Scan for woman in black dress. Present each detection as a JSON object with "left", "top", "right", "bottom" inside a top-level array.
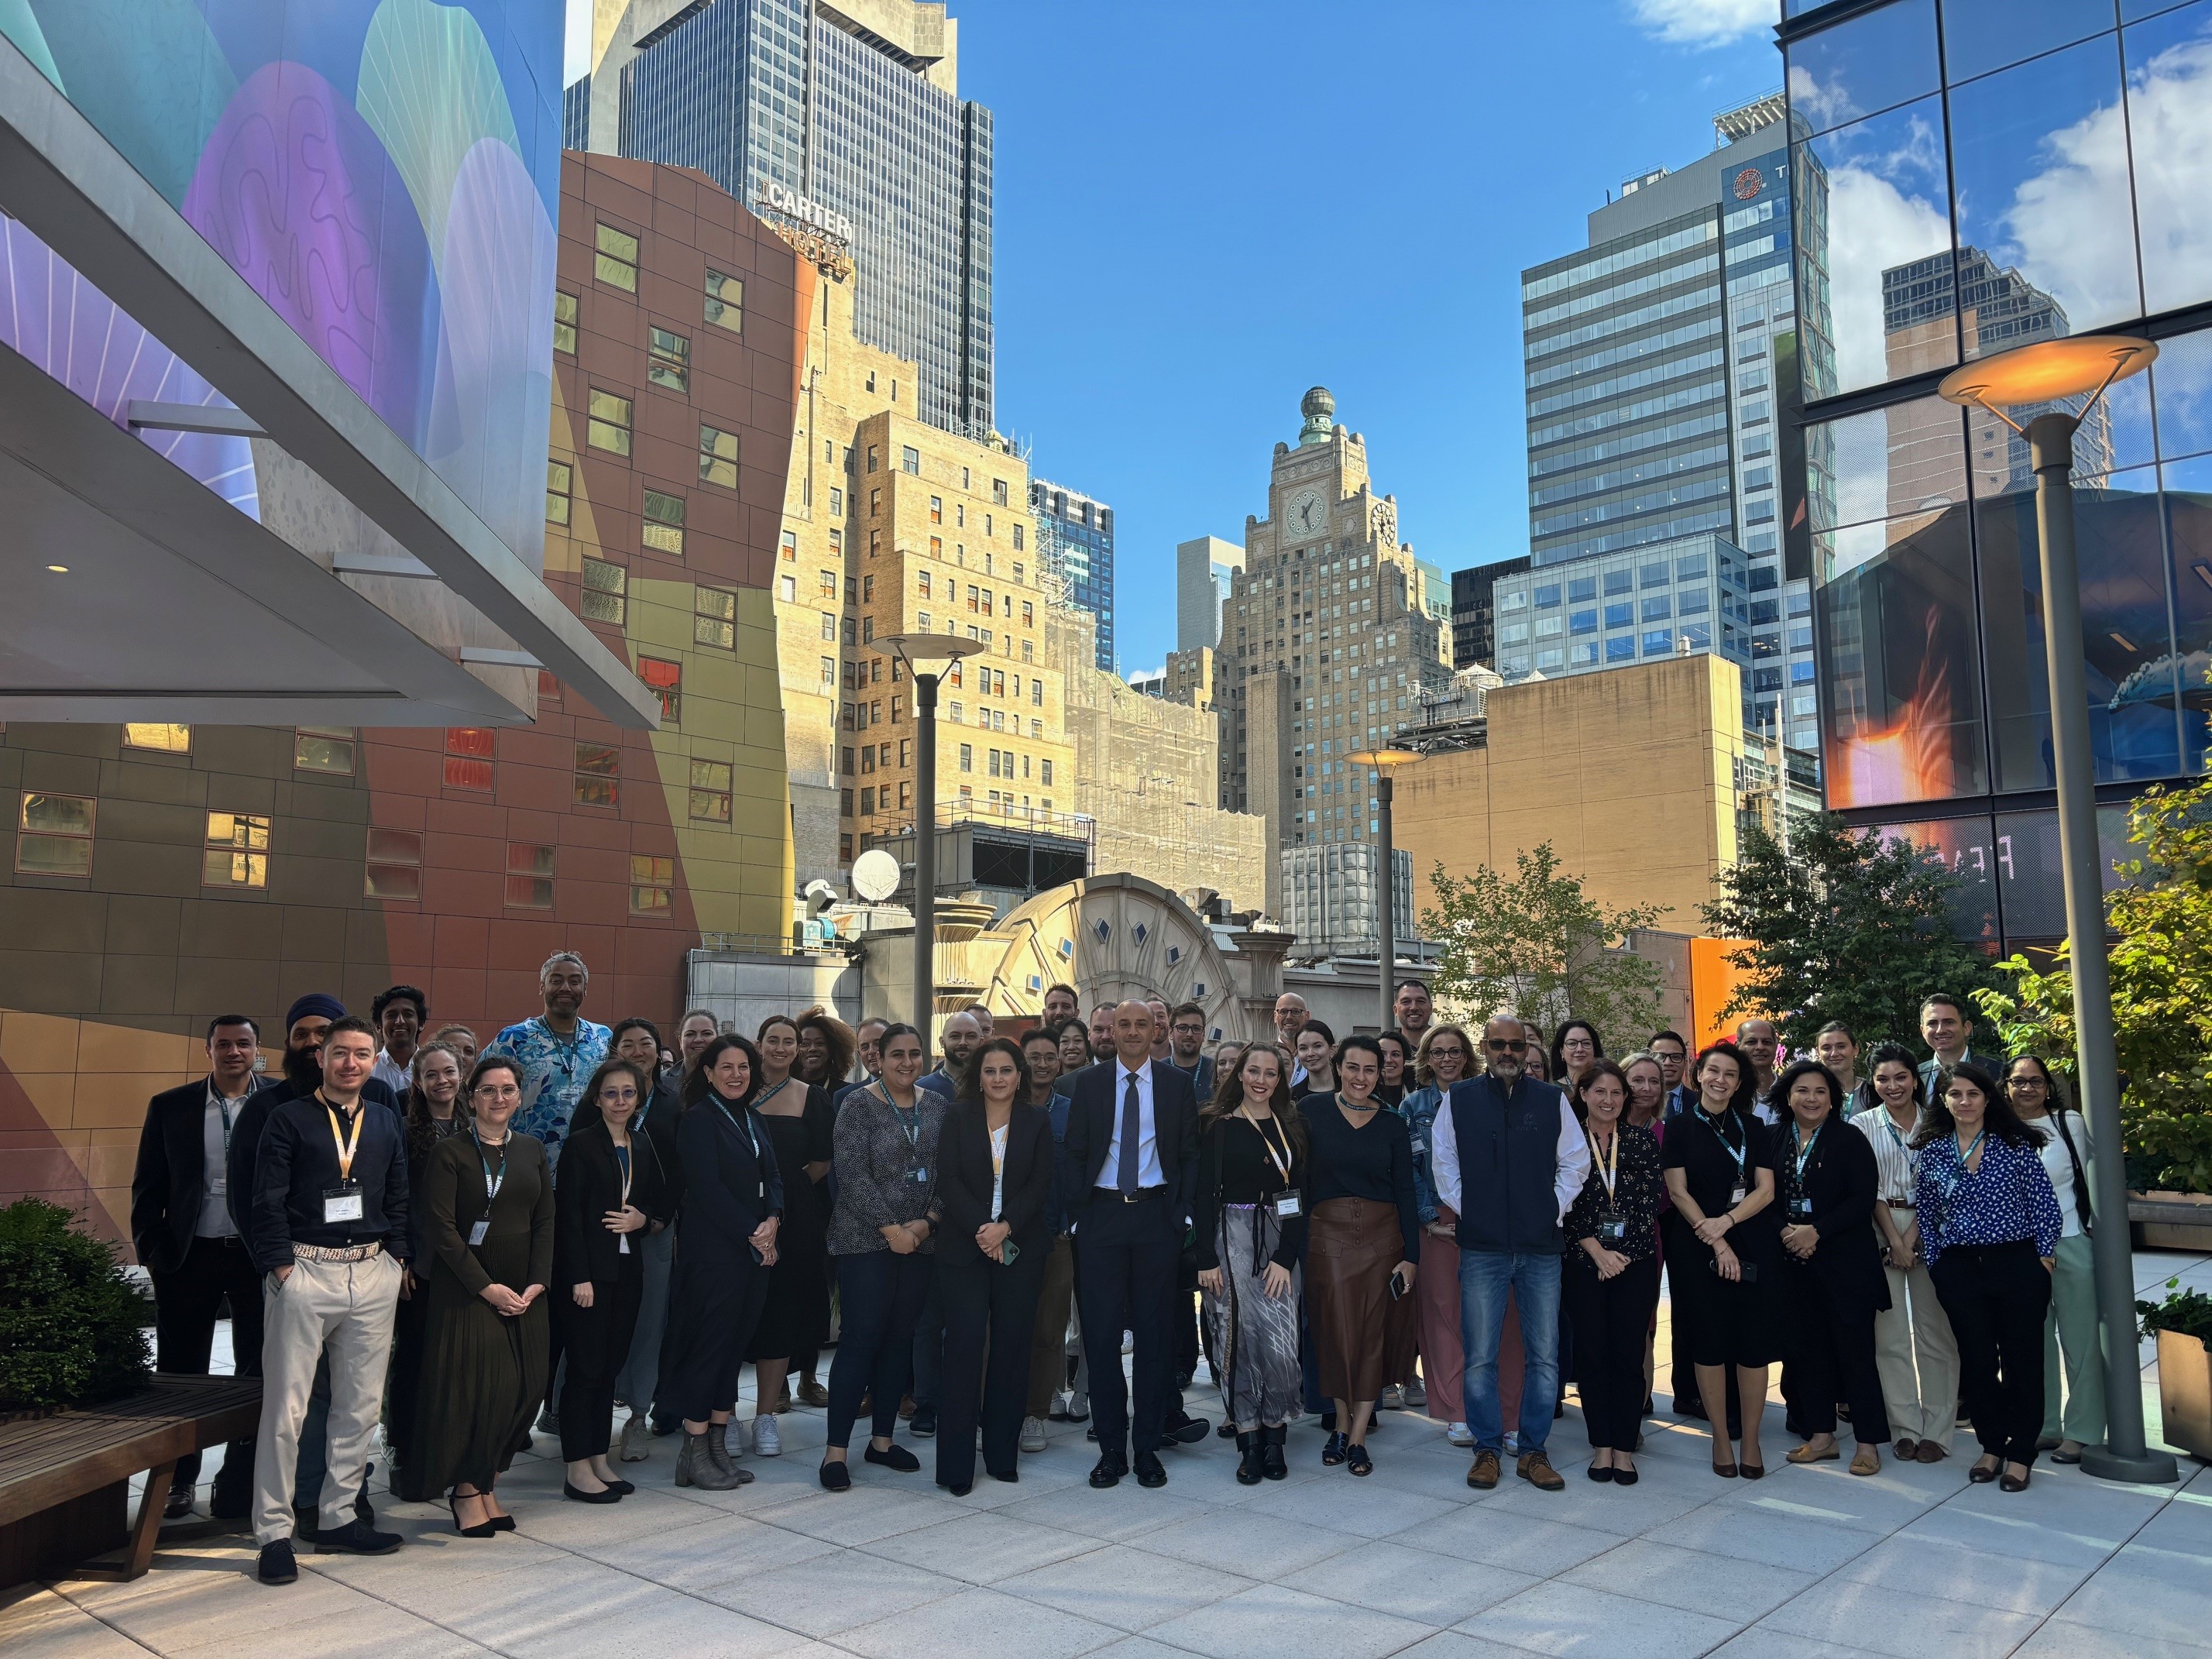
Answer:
[
  {"left": 404, "top": 1054, "right": 555, "bottom": 1534},
  {"left": 668, "top": 1035, "right": 783, "bottom": 1490},
  {"left": 386, "top": 1039, "right": 467, "bottom": 1490},
  {"left": 933, "top": 1037, "right": 1053, "bottom": 1494},
  {"left": 744, "top": 1015, "right": 834, "bottom": 1456},
  {"left": 1562, "top": 1061, "right": 1664, "bottom": 1484},
  {"left": 1661, "top": 1040, "right": 1785, "bottom": 1478},
  {"left": 1774, "top": 1059, "right": 1892, "bottom": 1476},
  {"left": 555, "top": 1059, "right": 670, "bottom": 1500}
]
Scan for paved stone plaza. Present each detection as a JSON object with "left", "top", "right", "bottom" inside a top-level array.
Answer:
[{"left": 6, "top": 1249, "right": 2210, "bottom": 1659}]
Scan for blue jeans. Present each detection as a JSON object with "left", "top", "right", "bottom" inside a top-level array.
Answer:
[{"left": 1459, "top": 1249, "right": 1562, "bottom": 1454}]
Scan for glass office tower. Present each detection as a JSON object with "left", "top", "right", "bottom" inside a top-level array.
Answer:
[
  {"left": 621, "top": 0, "right": 994, "bottom": 437},
  {"left": 1781, "top": 0, "right": 2212, "bottom": 949},
  {"left": 1030, "top": 479, "right": 1115, "bottom": 670}
]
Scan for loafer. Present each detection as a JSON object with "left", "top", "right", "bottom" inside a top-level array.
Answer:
[
  {"left": 819, "top": 1460, "right": 851, "bottom": 1492},
  {"left": 1787, "top": 1442, "right": 1840, "bottom": 1465},
  {"left": 1915, "top": 1441, "right": 1946, "bottom": 1463},
  {"left": 258, "top": 1540, "right": 297, "bottom": 1585},
  {"left": 1135, "top": 1450, "right": 1167, "bottom": 1488},
  {"left": 1850, "top": 1448, "right": 1882, "bottom": 1476},
  {"left": 797, "top": 1379, "right": 831, "bottom": 1407},
  {"left": 864, "top": 1441, "right": 920, "bottom": 1473},
  {"left": 1893, "top": 1436, "right": 1919, "bottom": 1461},
  {"left": 1166, "top": 1412, "right": 1210, "bottom": 1446}
]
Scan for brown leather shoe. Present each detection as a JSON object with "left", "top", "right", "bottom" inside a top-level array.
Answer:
[
  {"left": 1466, "top": 1448, "right": 1501, "bottom": 1489},
  {"left": 1850, "top": 1447, "right": 1881, "bottom": 1477},
  {"left": 1893, "top": 1436, "right": 1919, "bottom": 1460},
  {"left": 1915, "top": 1441, "right": 1946, "bottom": 1463},
  {"left": 797, "top": 1379, "right": 830, "bottom": 1408},
  {"left": 1517, "top": 1450, "right": 1565, "bottom": 1492}
]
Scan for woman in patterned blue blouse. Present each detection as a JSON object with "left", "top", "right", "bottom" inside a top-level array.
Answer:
[{"left": 1911, "top": 1062, "right": 2062, "bottom": 1493}]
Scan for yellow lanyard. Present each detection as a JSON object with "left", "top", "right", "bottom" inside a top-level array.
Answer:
[
  {"left": 321, "top": 1095, "right": 364, "bottom": 1182},
  {"left": 1588, "top": 1128, "right": 1619, "bottom": 1204},
  {"left": 1238, "top": 1108, "right": 1293, "bottom": 1187}
]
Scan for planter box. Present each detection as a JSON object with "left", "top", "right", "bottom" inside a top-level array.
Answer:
[
  {"left": 2130, "top": 1190, "right": 2212, "bottom": 1252},
  {"left": 2159, "top": 1329, "right": 2212, "bottom": 1463}
]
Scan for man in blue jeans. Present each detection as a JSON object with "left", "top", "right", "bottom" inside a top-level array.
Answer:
[{"left": 1431, "top": 1015, "right": 1589, "bottom": 1492}]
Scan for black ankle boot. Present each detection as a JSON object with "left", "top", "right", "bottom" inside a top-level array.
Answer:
[
  {"left": 1235, "top": 1431, "right": 1265, "bottom": 1486},
  {"left": 1261, "top": 1424, "right": 1288, "bottom": 1480}
]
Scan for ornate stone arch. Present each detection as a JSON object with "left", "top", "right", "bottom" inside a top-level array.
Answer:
[{"left": 977, "top": 873, "right": 1242, "bottom": 1041}]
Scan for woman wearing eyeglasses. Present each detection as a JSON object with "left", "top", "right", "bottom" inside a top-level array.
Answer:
[
  {"left": 1551, "top": 1021, "right": 1604, "bottom": 1116},
  {"left": 402, "top": 1055, "right": 555, "bottom": 1534},
  {"left": 1403, "top": 1025, "right": 1475, "bottom": 1447},
  {"left": 2003, "top": 1056, "right": 2100, "bottom": 1464},
  {"left": 1562, "top": 1061, "right": 1664, "bottom": 1483}
]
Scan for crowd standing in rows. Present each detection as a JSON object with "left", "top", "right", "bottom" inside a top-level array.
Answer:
[{"left": 128, "top": 965, "right": 2090, "bottom": 1585}]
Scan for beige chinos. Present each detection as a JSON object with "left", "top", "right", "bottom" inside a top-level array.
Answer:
[{"left": 252, "top": 1250, "right": 404, "bottom": 1546}]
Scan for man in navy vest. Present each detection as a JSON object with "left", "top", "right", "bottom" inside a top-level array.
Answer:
[{"left": 1431, "top": 1015, "right": 1589, "bottom": 1493}]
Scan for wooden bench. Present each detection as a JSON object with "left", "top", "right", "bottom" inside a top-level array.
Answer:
[{"left": 0, "top": 1376, "right": 261, "bottom": 1589}]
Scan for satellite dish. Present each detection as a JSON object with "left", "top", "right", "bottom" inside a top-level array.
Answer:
[{"left": 851, "top": 848, "right": 900, "bottom": 903}]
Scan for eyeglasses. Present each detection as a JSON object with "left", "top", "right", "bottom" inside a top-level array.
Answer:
[
  {"left": 1486, "top": 1039, "right": 1527, "bottom": 1053},
  {"left": 2006, "top": 1077, "right": 2047, "bottom": 1091},
  {"left": 472, "top": 1084, "right": 521, "bottom": 1101}
]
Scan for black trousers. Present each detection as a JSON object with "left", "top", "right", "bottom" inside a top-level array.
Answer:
[
  {"left": 559, "top": 1257, "right": 644, "bottom": 1462},
  {"left": 1930, "top": 1240, "right": 2050, "bottom": 1465},
  {"left": 662, "top": 1242, "right": 767, "bottom": 1425},
  {"left": 827, "top": 1249, "right": 933, "bottom": 1450},
  {"left": 935, "top": 1245, "right": 1048, "bottom": 1488},
  {"left": 1562, "top": 1254, "right": 1661, "bottom": 1451},
  {"left": 1783, "top": 1262, "right": 1892, "bottom": 1443},
  {"left": 1074, "top": 1194, "right": 1180, "bottom": 1455},
  {"left": 150, "top": 1235, "right": 263, "bottom": 1491},
  {"left": 1664, "top": 1219, "right": 1741, "bottom": 1433}
]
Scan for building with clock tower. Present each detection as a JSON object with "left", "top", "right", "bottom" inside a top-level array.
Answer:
[{"left": 1216, "top": 388, "right": 1452, "bottom": 933}]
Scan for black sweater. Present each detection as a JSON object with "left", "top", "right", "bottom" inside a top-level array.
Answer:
[
  {"left": 1300, "top": 1095, "right": 1421, "bottom": 1263},
  {"left": 1194, "top": 1112, "right": 1307, "bottom": 1271}
]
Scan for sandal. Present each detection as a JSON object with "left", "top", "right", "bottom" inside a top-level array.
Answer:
[
  {"left": 1346, "top": 1444, "right": 1372, "bottom": 1476},
  {"left": 1322, "top": 1431, "right": 1348, "bottom": 1466}
]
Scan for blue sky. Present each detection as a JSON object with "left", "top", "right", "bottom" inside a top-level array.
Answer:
[{"left": 567, "top": 1, "right": 1783, "bottom": 676}]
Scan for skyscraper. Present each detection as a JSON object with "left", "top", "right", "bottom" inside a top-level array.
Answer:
[
  {"left": 1176, "top": 534, "right": 1243, "bottom": 652},
  {"left": 606, "top": 0, "right": 994, "bottom": 438},
  {"left": 1029, "top": 479, "right": 1115, "bottom": 671}
]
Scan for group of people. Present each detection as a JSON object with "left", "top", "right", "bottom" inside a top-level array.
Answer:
[{"left": 129, "top": 960, "right": 2102, "bottom": 1588}]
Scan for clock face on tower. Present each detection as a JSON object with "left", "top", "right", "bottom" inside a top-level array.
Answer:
[{"left": 1286, "top": 489, "right": 1326, "bottom": 538}]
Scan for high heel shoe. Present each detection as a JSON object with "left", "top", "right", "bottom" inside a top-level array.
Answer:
[
  {"left": 448, "top": 1493, "right": 498, "bottom": 1537},
  {"left": 1711, "top": 1457, "right": 1739, "bottom": 1479},
  {"left": 1740, "top": 1461, "right": 1766, "bottom": 1480}
]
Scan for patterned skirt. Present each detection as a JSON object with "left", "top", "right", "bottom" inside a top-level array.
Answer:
[{"left": 1202, "top": 1204, "right": 1304, "bottom": 1430}]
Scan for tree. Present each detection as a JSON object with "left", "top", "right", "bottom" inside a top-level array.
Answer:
[
  {"left": 1420, "top": 843, "right": 1667, "bottom": 1056},
  {"left": 1701, "top": 812, "right": 1994, "bottom": 1057},
  {"left": 1972, "top": 775, "right": 2212, "bottom": 1194}
]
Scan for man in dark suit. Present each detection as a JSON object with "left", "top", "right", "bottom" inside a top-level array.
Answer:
[
  {"left": 1063, "top": 1000, "right": 1201, "bottom": 1489},
  {"left": 131, "top": 1015, "right": 270, "bottom": 1518}
]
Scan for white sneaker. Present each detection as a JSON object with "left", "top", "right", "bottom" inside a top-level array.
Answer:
[
  {"left": 1020, "top": 1416, "right": 1048, "bottom": 1454},
  {"left": 1446, "top": 1421, "right": 1474, "bottom": 1447},
  {"left": 1503, "top": 1431, "right": 1520, "bottom": 1456},
  {"left": 752, "top": 1416, "right": 781, "bottom": 1458},
  {"left": 619, "top": 1413, "right": 651, "bottom": 1462}
]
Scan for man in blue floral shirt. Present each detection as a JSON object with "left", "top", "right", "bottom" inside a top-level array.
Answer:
[{"left": 490, "top": 951, "right": 610, "bottom": 1171}]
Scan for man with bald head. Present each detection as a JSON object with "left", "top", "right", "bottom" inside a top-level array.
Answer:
[
  {"left": 1273, "top": 992, "right": 1310, "bottom": 1083},
  {"left": 1063, "top": 1000, "right": 1204, "bottom": 1489},
  {"left": 919, "top": 1009, "right": 984, "bottom": 1101},
  {"left": 1735, "top": 1017, "right": 1781, "bottom": 1123}
]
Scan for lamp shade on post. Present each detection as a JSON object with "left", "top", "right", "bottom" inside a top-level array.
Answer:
[
  {"left": 1938, "top": 335, "right": 2175, "bottom": 1485},
  {"left": 876, "top": 633, "right": 988, "bottom": 1049},
  {"left": 1350, "top": 748, "right": 1420, "bottom": 1037}
]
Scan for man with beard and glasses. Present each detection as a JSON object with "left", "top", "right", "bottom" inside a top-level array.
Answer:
[
  {"left": 493, "top": 952, "right": 610, "bottom": 1171},
  {"left": 369, "top": 984, "right": 427, "bottom": 1096}
]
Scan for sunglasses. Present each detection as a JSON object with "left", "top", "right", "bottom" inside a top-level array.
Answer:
[{"left": 1486, "top": 1039, "right": 1527, "bottom": 1053}]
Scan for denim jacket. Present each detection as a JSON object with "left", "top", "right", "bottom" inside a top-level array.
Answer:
[{"left": 1400, "top": 1084, "right": 1446, "bottom": 1225}]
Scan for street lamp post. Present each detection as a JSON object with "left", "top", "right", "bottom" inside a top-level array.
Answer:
[
  {"left": 876, "top": 633, "right": 987, "bottom": 1046},
  {"left": 1939, "top": 335, "right": 2177, "bottom": 1485},
  {"left": 1351, "top": 747, "right": 1420, "bottom": 1036}
]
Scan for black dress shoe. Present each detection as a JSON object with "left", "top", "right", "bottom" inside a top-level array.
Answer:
[
  {"left": 864, "top": 1441, "right": 920, "bottom": 1473},
  {"left": 943, "top": 1479, "right": 973, "bottom": 1497},
  {"left": 208, "top": 1479, "right": 251, "bottom": 1521},
  {"left": 1089, "top": 1453, "right": 1128, "bottom": 1488},
  {"left": 1135, "top": 1450, "right": 1167, "bottom": 1488},
  {"left": 909, "top": 1405, "right": 938, "bottom": 1438},
  {"left": 1166, "top": 1411, "right": 1210, "bottom": 1446},
  {"left": 564, "top": 1481, "right": 622, "bottom": 1504},
  {"left": 258, "top": 1540, "right": 297, "bottom": 1584},
  {"left": 988, "top": 1467, "right": 1019, "bottom": 1483},
  {"left": 163, "top": 1485, "right": 195, "bottom": 1520},
  {"left": 604, "top": 1477, "right": 635, "bottom": 1496},
  {"left": 314, "top": 1517, "right": 404, "bottom": 1555}
]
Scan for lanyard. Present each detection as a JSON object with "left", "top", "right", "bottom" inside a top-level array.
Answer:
[
  {"left": 320, "top": 1094, "right": 364, "bottom": 1181},
  {"left": 613, "top": 1142, "right": 633, "bottom": 1211},
  {"left": 634, "top": 1094, "right": 651, "bottom": 1133},
  {"left": 714, "top": 1097, "right": 760, "bottom": 1161},
  {"left": 1700, "top": 1108, "right": 1747, "bottom": 1181},
  {"left": 876, "top": 1083, "right": 921, "bottom": 1150},
  {"left": 211, "top": 1086, "right": 245, "bottom": 1153},
  {"left": 1955, "top": 1128, "right": 1985, "bottom": 1170},
  {"left": 1587, "top": 1128, "right": 1619, "bottom": 1203},
  {"left": 1791, "top": 1121, "right": 1823, "bottom": 1183},
  {"left": 1238, "top": 1108, "right": 1293, "bottom": 1187},
  {"left": 472, "top": 1130, "right": 508, "bottom": 1204}
]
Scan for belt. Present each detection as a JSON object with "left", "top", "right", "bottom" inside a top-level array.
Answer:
[
  {"left": 1887, "top": 1200, "right": 1916, "bottom": 1211},
  {"left": 293, "top": 1242, "right": 382, "bottom": 1262},
  {"left": 1095, "top": 1184, "right": 1169, "bottom": 1204}
]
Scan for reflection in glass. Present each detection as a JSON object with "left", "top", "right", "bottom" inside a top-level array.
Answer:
[
  {"left": 2162, "top": 455, "right": 2212, "bottom": 768},
  {"left": 1942, "top": 0, "right": 2121, "bottom": 85},
  {"left": 1977, "top": 467, "right": 2180, "bottom": 789},
  {"left": 2150, "top": 325, "right": 2212, "bottom": 461},
  {"left": 1869, "top": 818, "right": 2001, "bottom": 943},
  {"left": 1949, "top": 35, "right": 2142, "bottom": 351},
  {"left": 2128, "top": 5, "right": 2212, "bottom": 317},
  {"left": 1785, "top": 0, "right": 1941, "bottom": 136},
  {"left": 1991, "top": 805, "right": 2138, "bottom": 944},
  {"left": 1793, "top": 96, "right": 1955, "bottom": 399},
  {"left": 1812, "top": 398, "right": 1969, "bottom": 534},
  {"left": 1817, "top": 506, "right": 1989, "bottom": 806}
]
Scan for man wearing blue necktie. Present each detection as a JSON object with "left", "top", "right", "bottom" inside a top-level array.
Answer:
[{"left": 1063, "top": 1000, "right": 1200, "bottom": 1489}]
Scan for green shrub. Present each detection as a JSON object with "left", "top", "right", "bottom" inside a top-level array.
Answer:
[
  {"left": 0, "top": 1197, "right": 153, "bottom": 1411},
  {"left": 2139, "top": 1277, "right": 2212, "bottom": 1345}
]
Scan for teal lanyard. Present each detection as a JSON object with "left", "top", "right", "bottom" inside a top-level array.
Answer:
[
  {"left": 1702, "top": 1108, "right": 1747, "bottom": 1183},
  {"left": 1792, "top": 1121, "right": 1822, "bottom": 1183},
  {"left": 472, "top": 1131, "right": 507, "bottom": 1203},
  {"left": 713, "top": 1098, "right": 759, "bottom": 1160}
]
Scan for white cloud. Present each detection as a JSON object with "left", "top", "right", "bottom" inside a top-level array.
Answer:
[
  {"left": 565, "top": 0, "right": 591, "bottom": 86},
  {"left": 1818, "top": 111, "right": 1953, "bottom": 393},
  {"left": 1629, "top": 0, "right": 1775, "bottom": 47},
  {"left": 2114, "top": 33, "right": 2212, "bottom": 315}
]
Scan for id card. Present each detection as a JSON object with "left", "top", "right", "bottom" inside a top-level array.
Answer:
[
  {"left": 1597, "top": 1211, "right": 1627, "bottom": 1243},
  {"left": 1273, "top": 1190, "right": 1302, "bottom": 1220},
  {"left": 1788, "top": 1197, "right": 1813, "bottom": 1221},
  {"left": 1410, "top": 1136, "right": 1426, "bottom": 1158},
  {"left": 322, "top": 1182, "right": 364, "bottom": 1224},
  {"left": 908, "top": 1165, "right": 929, "bottom": 1184},
  {"left": 468, "top": 1218, "right": 489, "bottom": 1246},
  {"left": 619, "top": 1234, "right": 631, "bottom": 1255},
  {"left": 1729, "top": 1184, "right": 1748, "bottom": 1208}
]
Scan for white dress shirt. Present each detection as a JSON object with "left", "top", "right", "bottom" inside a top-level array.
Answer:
[
  {"left": 373, "top": 1050, "right": 412, "bottom": 1095},
  {"left": 197, "top": 1081, "right": 253, "bottom": 1238},
  {"left": 1095, "top": 1060, "right": 1165, "bottom": 1190},
  {"left": 1431, "top": 1077, "right": 1592, "bottom": 1223}
]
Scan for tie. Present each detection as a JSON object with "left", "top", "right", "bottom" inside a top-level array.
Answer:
[{"left": 1118, "top": 1070, "right": 1142, "bottom": 1194}]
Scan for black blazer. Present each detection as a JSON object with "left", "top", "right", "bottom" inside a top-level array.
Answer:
[
  {"left": 1062, "top": 1058, "right": 1201, "bottom": 1225},
  {"left": 131, "top": 1079, "right": 271, "bottom": 1272},
  {"left": 555, "top": 1120, "right": 673, "bottom": 1290},
  {"left": 1781, "top": 1115, "right": 1891, "bottom": 1316},
  {"left": 935, "top": 1101, "right": 1053, "bottom": 1266}
]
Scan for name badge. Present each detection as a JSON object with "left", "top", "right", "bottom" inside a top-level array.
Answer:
[
  {"left": 323, "top": 1182, "right": 364, "bottom": 1224},
  {"left": 468, "top": 1218, "right": 489, "bottom": 1246},
  {"left": 908, "top": 1165, "right": 929, "bottom": 1185},
  {"left": 1273, "top": 1190, "right": 1302, "bottom": 1220},
  {"left": 1788, "top": 1197, "right": 1813, "bottom": 1222},
  {"left": 619, "top": 1234, "right": 631, "bottom": 1255},
  {"left": 1410, "top": 1136, "right": 1426, "bottom": 1157},
  {"left": 1598, "top": 1211, "right": 1626, "bottom": 1243},
  {"left": 1729, "top": 1184, "right": 1748, "bottom": 1209}
]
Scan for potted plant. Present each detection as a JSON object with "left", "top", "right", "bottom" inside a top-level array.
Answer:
[
  {"left": 2138, "top": 1278, "right": 2212, "bottom": 1463},
  {"left": 0, "top": 1197, "right": 153, "bottom": 1417}
]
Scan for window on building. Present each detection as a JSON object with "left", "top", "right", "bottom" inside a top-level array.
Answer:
[
  {"left": 820, "top": 654, "right": 836, "bottom": 684},
  {"left": 362, "top": 827, "right": 423, "bottom": 902},
  {"left": 959, "top": 743, "right": 973, "bottom": 772},
  {"left": 992, "top": 478, "right": 1008, "bottom": 506},
  {"left": 505, "top": 841, "right": 554, "bottom": 908},
  {"left": 15, "top": 792, "right": 93, "bottom": 878},
  {"left": 929, "top": 496, "right": 943, "bottom": 523},
  {"left": 638, "top": 657, "right": 681, "bottom": 723},
  {"left": 574, "top": 742, "right": 620, "bottom": 808},
  {"left": 1041, "top": 758, "right": 1053, "bottom": 785},
  {"left": 704, "top": 268, "right": 743, "bottom": 334},
  {"left": 587, "top": 389, "right": 632, "bottom": 455},
  {"left": 867, "top": 445, "right": 879, "bottom": 473},
  {"left": 546, "top": 459, "right": 572, "bottom": 524},
  {"left": 580, "top": 556, "right": 627, "bottom": 624},
  {"left": 1605, "top": 636, "right": 1636, "bottom": 663},
  {"left": 647, "top": 326, "right": 690, "bottom": 392},
  {"left": 594, "top": 222, "right": 638, "bottom": 290},
  {"left": 444, "top": 727, "right": 494, "bottom": 791},
  {"left": 123, "top": 723, "right": 190, "bottom": 754},
  {"left": 778, "top": 573, "right": 795, "bottom": 602},
  {"left": 629, "top": 854, "right": 673, "bottom": 915},
  {"left": 1013, "top": 524, "right": 1024, "bottom": 551},
  {"left": 203, "top": 811, "right": 270, "bottom": 888},
  {"left": 1603, "top": 602, "right": 1633, "bottom": 629},
  {"left": 699, "top": 424, "right": 738, "bottom": 488},
  {"left": 902, "top": 446, "right": 920, "bottom": 475},
  {"left": 642, "top": 489, "right": 685, "bottom": 555},
  {"left": 695, "top": 585, "right": 737, "bottom": 648},
  {"left": 294, "top": 726, "right": 356, "bottom": 775},
  {"left": 553, "top": 290, "right": 578, "bottom": 354}
]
